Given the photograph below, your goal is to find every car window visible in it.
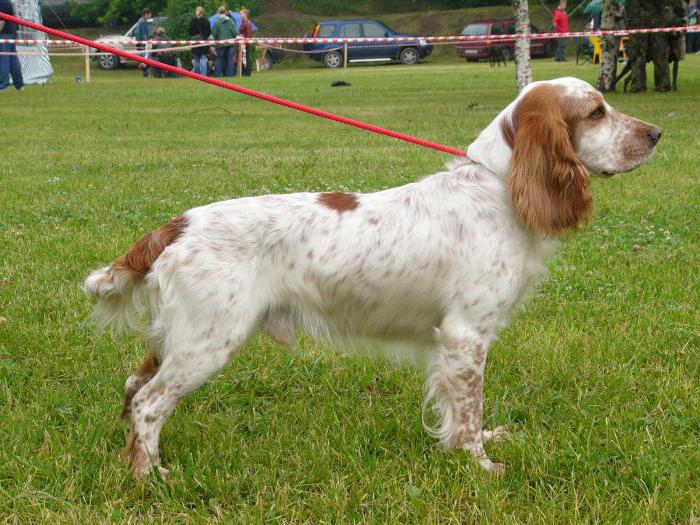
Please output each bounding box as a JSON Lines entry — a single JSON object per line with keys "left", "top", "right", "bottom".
{"left": 491, "top": 24, "right": 503, "bottom": 35}
{"left": 341, "top": 23, "right": 361, "bottom": 38}
{"left": 506, "top": 24, "right": 516, "bottom": 34}
{"left": 530, "top": 25, "right": 538, "bottom": 33}
{"left": 317, "top": 24, "right": 334, "bottom": 38}
{"left": 362, "top": 23, "right": 386, "bottom": 38}
{"left": 461, "top": 24, "right": 488, "bottom": 36}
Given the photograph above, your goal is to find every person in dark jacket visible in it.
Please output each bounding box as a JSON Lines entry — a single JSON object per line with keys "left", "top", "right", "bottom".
{"left": 134, "top": 8, "right": 152, "bottom": 77}
{"left": 150, "top": 27, "right": 177, "bottom": 78}
{"left": 211, "top": 6, "right": 237, "bottom": 77}
{"left": 188, "top": 6, "right": 211, "bottom": 76}
{"left": 0, "top": 0, "right": 24, "bottom": 90}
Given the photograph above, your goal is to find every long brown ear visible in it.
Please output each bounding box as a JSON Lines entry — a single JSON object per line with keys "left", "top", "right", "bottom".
{"left": 507, "top": 85, "right": 592, "bottom": 235}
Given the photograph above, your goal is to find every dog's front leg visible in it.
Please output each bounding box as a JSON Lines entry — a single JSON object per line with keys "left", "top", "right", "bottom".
{"left": 424, "top": 321, "right": 505, "bottom": 475}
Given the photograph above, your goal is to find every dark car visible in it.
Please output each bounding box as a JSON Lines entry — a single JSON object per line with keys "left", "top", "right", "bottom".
{"left": 304, "top": 19, "right": 433, "bottom": 68}
{"left": 455, "top": 19, "right": 557, "bottom": 62}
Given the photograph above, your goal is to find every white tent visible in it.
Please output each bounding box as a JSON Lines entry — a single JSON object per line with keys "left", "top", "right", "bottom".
{"left": 13, "top": 0, "right": 53, "bottom": 84}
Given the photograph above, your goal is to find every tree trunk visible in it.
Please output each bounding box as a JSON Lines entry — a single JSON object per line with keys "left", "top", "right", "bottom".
{"left": 513, "top": 0, "right": 532, "bottom": 91}
{"left": 597, "top": 0, "right": 618, "bottom": 91}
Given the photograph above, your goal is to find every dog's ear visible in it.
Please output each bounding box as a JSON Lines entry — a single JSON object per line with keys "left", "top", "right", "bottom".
{"left": 507, "top": 85, "right": 592, "bottom": 235}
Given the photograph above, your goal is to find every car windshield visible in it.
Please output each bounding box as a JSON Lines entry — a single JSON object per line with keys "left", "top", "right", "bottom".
{"left": 461, "top": 24, "right": 489, "bottom": 36}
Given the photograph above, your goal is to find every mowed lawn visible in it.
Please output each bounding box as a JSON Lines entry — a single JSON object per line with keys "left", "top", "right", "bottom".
{"left": 1, "top": 55, "right": 698, "bottom": 523}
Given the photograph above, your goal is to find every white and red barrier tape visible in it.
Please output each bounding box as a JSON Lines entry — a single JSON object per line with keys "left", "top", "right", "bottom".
{"left": 5, "top": 24, "right": 700, "bottom": 47}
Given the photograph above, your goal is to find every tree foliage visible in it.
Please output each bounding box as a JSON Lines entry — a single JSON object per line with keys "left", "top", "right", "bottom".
{"left": 70, "top": 0, "right": 260, "bottom": 30}
{"left": 70, "top": 0, "right": 167, "bottom": 26}
{"left": 292, "top": 0, "right": 512, "bottom": 15}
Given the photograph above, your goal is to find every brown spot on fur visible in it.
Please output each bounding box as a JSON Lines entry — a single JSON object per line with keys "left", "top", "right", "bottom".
{"left": 318, "top": 192, "right": 359, "bottom": 213}
{"left": 120, "top": 349, "right": 159, "bottom": 419}
{"left": 113, "top": 216, "right": 188, "bottom": 278}
{"left": 126, "top": 422, "right": 147, "bottom": 472}
{"left": 452, "top": 368, "right": 484, "bottom": 446}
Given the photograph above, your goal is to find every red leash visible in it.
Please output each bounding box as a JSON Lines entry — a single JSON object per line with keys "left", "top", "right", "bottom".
{"left": 0, "top": 13, "right": 467, "bottom": 157}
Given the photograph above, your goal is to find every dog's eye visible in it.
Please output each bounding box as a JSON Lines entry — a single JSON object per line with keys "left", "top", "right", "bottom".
{"left": 589, "top": 106, "right": 605, "bottom": 120}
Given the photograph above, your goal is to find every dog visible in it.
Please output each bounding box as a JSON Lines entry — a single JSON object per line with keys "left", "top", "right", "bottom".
{"left": 488, "top": 45, "right": 508, "bottom": 68}
{"left": 84, "top": 77, "right": 660, "bottom": 476}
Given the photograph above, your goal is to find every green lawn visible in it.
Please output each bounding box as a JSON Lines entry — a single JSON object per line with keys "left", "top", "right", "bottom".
{"left": 1, "top": 55, "right": 698, "bottom": 523}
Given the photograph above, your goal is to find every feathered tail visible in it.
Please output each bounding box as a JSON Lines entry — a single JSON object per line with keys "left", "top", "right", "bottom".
{"left": 83, "top": 216, "right": 187, "bottom": 332}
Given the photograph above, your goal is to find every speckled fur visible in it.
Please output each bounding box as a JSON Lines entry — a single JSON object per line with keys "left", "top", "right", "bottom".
{"left": 84, "top": 78, "right": 659, "bottom": 476}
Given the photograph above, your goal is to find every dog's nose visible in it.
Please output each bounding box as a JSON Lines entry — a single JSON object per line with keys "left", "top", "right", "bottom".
{"left": 647, "top": 126, "right": 662, "bottom": 145}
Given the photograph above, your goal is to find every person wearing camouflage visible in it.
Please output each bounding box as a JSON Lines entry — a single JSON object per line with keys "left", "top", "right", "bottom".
{"left": 626, "top": 0, "right": 687, "bottom": 92}
{"left": 625, "top": 0, "right": 654, "bottom": 92}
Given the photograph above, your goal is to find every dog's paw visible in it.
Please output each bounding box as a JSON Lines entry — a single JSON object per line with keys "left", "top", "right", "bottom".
{"left": 483, "top": 425, "right": 508, "bottom": 443}
{"left": 488, "top": 462, "right": 506, "bottom": 476}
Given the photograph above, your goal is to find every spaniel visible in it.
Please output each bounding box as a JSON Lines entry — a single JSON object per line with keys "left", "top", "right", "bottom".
{"left": 84, "top": 77, "right": 660, "bottom": 476}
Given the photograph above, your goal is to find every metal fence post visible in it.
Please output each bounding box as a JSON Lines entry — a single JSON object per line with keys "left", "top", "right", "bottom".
{"left": 343, "top": 42, "right": 348, "bottom": 69}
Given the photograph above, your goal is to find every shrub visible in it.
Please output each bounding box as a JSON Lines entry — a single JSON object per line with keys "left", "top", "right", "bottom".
{"left": 165, "top": 0, "right": 262, "bottom": 37}
{"left": 70, "top": 0, "right": 168, "bottom": 26}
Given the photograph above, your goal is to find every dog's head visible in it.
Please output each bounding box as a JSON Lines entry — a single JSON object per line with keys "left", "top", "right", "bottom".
{"left": 467, "top": 77, "right": 661, "bottom": 235}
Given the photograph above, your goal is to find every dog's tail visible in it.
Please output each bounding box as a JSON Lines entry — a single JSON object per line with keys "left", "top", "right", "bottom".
{"left": 83, "top": 216, "right": 187, "bottom": 332}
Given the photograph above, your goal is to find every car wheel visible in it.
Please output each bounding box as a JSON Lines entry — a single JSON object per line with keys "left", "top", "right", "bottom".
{"left": 502, "top": 47, "right": 514, "bottom": 61}
{"left": 323, "top": 51, "right": 343, "bottom": 68}
{"left": 98, "top": 53, "right": 120, "bottom": 70}
{"left": 399, "top": 47, "right": 419, "bottom": 65}
{"left": 545, "top": 40, "right": 557, "bottom": 58}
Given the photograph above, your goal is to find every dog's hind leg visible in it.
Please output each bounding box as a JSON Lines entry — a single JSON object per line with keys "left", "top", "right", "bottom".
{"left": 125, "top": 287, "right": 265, "bottom": 476}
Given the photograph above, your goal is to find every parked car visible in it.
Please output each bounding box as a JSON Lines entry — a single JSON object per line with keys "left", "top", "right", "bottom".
{"left": 455, "top": 19, "right": 557, "bottom": 62}
{"left": 303, "top": 19, "right": 433, "bottom": 68}
{"left": 94, "top": 16, "right": 165, "bottom": 70}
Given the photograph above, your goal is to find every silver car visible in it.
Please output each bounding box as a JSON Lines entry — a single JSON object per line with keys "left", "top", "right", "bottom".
{"left": 94, "top": 16, "right": 166, "bottom": 70}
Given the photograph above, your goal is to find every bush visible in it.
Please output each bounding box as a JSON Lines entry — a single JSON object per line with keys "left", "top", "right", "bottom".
{"left": 164, "top": 0, "right": 262, "bottom": 38}
{"left": 291, "top": 0, "right": 512, "bottom": 15}
{"left": 70, "top": 0, "right": 168, "bottom": 26}
{"left": 70, "top": 0, "right": 260, "bottom": 32}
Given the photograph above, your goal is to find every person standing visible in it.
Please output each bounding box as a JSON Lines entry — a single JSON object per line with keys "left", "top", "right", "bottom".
{"left": 687, "top": 0, "right": 699, "bottom": 52}
{"left": 188, "top": 6, "right": 211, "bottom": 76}
{"left": 134, "top": 8, "right": 153, "bottom": 77}
{"left": 238, "top": 8, "right": 253, "bottom": 76}
{"left": 552, "top": 0, "right": 569, "bottom": 62}
{"left": 625, "top": 0, "right": 655, "bottom": 92}
{"left": 150, "top": 27, "right": 177, "bottom": 78}
{"left": 0, "top": 0, "right": 24, "bottom": 91}
{"left": 211, "top": 6, "right": 237, "bottom": 77}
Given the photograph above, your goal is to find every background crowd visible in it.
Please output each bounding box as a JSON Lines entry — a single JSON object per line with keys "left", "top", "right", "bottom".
{"left": 134, "top": 5, "right": 255, "bottom": 78}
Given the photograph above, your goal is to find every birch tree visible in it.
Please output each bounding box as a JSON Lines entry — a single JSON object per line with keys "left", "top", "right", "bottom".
{"left": 513, "top": 0, "right": 533, "bottom": 91}
{"left": 596, "top": 0, "right": 618, "bottom": 91}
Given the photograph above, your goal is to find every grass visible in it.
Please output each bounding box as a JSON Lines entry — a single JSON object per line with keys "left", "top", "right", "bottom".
{"left": 1, "top": 53, "right": 699, "bottom": 523}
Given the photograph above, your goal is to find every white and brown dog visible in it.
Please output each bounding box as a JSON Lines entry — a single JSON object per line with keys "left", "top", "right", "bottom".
{"left": 85, "top": 77, "right": 660, "bottom": 476}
